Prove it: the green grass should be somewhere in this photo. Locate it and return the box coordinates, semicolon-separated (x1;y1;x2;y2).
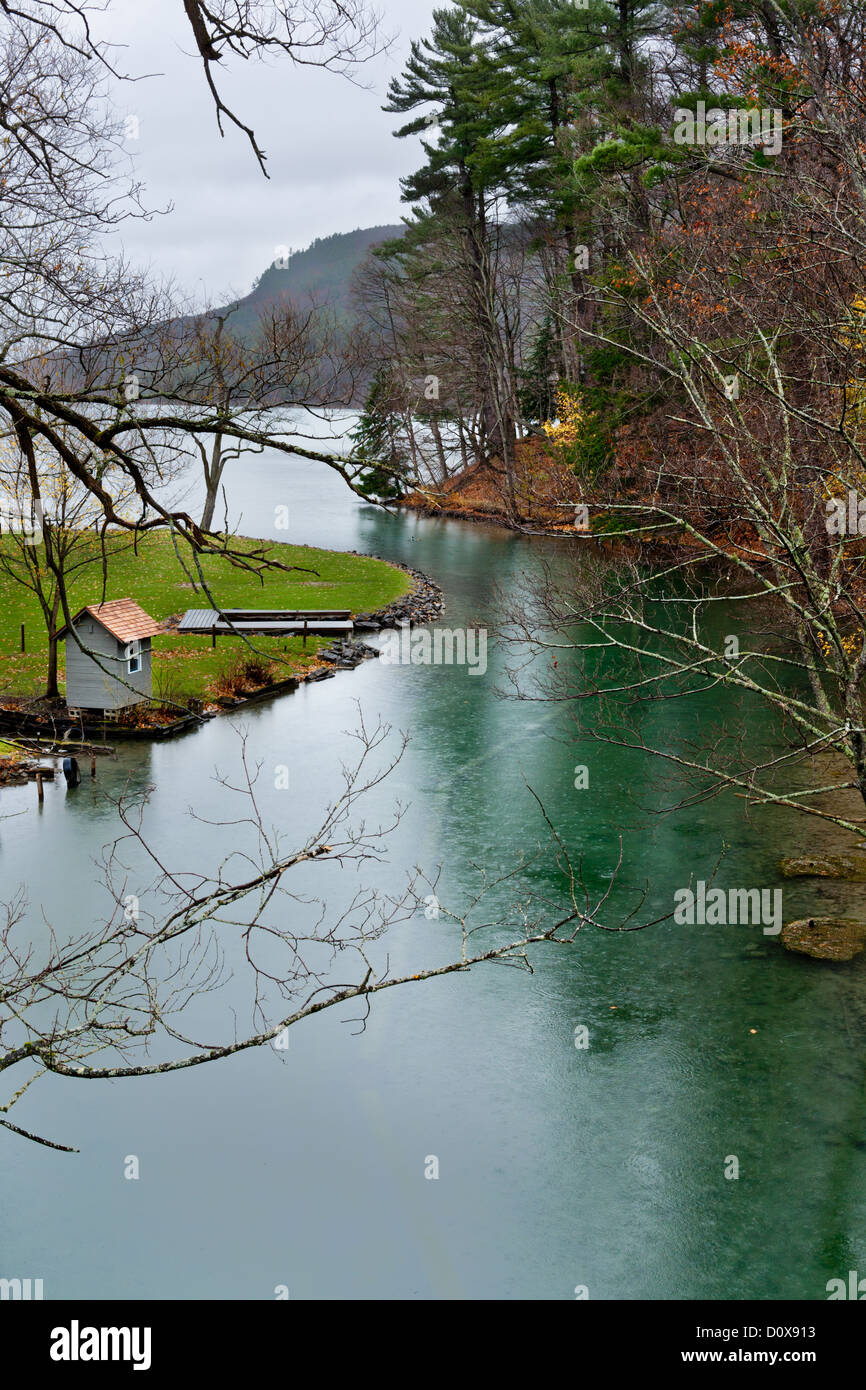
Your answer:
0;532;411;702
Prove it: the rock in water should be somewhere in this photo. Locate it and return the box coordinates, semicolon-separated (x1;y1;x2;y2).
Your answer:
779;854;866;881
781;917;866;961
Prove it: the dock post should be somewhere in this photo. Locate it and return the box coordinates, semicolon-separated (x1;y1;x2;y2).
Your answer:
35;772;44;803
303;620;308;649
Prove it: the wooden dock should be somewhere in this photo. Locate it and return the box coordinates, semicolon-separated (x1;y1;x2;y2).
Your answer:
177;608;354;638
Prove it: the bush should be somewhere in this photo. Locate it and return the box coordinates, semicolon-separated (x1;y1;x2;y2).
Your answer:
210;652;276;699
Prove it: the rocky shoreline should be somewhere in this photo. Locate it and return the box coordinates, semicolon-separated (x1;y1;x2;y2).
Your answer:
0;754;56;788
0;560;445;764
256;557;444;685
256;558;444;685
351;554;445;632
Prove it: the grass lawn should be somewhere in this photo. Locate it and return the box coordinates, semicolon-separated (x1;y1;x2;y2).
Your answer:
0;532;411;703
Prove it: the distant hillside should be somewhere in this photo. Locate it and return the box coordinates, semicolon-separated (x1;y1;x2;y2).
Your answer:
223;225;404;335
37;227;404;406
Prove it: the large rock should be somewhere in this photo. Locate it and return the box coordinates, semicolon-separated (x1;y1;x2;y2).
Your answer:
781;917;866;960
779;854;866;881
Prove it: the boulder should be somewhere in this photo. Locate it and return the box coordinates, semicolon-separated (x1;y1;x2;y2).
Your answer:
779;854;866;881
781;917;866;961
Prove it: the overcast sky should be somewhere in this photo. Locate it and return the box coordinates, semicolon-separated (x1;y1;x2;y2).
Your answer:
103;0;437;305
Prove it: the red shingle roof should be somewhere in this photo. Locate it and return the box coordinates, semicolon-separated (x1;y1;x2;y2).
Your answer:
57;599;163;643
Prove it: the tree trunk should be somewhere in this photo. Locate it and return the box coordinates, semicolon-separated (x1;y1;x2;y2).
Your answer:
429;417;448;484
457;413;470;472
459;178;518;500
45;593;61;700
201;435;225;531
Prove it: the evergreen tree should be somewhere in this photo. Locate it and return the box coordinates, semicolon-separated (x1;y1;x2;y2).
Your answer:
350;367;410;500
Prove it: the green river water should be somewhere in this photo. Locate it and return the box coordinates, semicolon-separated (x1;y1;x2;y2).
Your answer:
2;444;866;1300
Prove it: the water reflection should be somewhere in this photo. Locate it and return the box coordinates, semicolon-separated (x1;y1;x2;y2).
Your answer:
1;443;865;1300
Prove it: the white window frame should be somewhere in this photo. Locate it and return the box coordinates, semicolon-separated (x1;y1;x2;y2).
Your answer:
125;639;141;675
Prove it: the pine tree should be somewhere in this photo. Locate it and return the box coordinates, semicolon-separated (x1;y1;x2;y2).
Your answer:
350;367;410;501
383;8;523;514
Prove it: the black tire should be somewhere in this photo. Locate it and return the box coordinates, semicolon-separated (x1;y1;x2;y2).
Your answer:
62;756;81;787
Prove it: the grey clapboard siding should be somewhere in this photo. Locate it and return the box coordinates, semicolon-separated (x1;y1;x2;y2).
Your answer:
64;619;152;710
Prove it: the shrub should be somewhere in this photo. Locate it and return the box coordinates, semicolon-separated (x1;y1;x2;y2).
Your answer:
210;652;276;699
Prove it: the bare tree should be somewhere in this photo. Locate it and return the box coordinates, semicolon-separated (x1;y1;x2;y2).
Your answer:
352;209;540;505
167;295;363;530
0;429;137;698
0;717;666;1151
0;12;393;681
0;0;387;175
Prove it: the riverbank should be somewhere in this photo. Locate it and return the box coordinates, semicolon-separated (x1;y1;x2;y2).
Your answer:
7;445;866;1302
399;441;663;539
0;545;444;763
0;531;414;704
400;447;582;532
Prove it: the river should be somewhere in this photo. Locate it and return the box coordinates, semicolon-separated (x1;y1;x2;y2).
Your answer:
2;434;866;1300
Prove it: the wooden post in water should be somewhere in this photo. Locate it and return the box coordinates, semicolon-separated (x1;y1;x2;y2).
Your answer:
90;754;96;779
35;772;43;803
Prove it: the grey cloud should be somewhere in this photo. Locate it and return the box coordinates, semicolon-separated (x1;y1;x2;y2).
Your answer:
102;0;436;300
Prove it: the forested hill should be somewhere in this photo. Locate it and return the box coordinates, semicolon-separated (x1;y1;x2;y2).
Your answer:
224;225;404;333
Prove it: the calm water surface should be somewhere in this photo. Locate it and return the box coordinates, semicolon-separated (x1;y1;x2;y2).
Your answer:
2;438;865;1300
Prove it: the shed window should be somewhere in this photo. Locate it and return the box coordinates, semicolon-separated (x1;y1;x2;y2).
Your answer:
125;640;141;674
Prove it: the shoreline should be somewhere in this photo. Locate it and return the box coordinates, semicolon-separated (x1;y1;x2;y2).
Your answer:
0;556;444;768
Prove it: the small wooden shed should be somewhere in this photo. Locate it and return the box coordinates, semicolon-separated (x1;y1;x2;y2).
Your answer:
57;599;162;714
